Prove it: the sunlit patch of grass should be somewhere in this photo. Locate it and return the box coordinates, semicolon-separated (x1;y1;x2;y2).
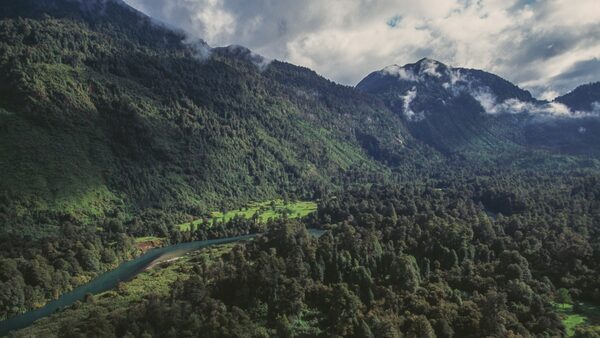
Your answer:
554;302;600;336
178;199;317;231
134;236;164;244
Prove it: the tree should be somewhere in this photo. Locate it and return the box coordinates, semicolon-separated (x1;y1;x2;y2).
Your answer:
556;288;572;308
480;291;508;336
326;284;363;337
408;315;436;338
393;255;421;293
385;202;398;225
275;315;293;338
355;320;374;338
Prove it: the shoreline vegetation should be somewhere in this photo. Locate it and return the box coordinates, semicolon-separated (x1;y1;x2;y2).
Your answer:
1;199;318;336
12;245;237;337
0;236;256;337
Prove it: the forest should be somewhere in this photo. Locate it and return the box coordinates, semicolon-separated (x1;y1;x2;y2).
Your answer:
1;1;600;337
7;166;600;337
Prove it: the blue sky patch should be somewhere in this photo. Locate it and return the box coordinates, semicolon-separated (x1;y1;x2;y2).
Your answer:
387;15;402;28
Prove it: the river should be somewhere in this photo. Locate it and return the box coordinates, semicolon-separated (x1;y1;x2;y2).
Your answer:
0;234;257;336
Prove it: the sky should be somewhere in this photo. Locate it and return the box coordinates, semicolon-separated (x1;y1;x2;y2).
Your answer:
123;0;600;100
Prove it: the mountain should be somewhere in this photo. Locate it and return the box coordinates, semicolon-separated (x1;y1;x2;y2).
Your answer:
555;82;600;112
0;0;416;237
524;82;600;154
2;2;600;335
357;58;600;156
356;58;534;154
1;0;598;236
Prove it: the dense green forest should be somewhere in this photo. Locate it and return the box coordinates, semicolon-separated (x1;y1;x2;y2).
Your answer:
1;0;600;337
0;0;418;319
0;0;421;235
13;172;600;337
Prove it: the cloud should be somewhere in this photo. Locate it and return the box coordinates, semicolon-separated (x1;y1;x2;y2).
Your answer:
400;87;423;121
381;59;449;83
387;15;403;28
387;61;600;120
218;45;273;71
420;59;443;78
382;65;418;82
123;0;600;97
472;88;600;119
187;39;212;60
541;58;600;97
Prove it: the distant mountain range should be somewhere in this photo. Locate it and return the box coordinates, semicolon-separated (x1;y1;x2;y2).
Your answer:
357;58;600;155
0;0;598;234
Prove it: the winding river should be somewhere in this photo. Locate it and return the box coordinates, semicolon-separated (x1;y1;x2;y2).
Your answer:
0;234;257;336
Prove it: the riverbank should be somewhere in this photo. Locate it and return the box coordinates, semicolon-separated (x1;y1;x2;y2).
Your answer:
11;244;236;337
0;235;256;337
1;229;326;336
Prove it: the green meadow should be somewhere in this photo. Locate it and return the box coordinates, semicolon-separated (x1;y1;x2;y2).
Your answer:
178;200;317;231
133;236;165;244
554;302;600;336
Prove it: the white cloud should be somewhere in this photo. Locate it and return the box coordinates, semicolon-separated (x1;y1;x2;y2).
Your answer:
472;89;599;118
379;59;450;84
401;87;423;121
382;65;418;82
123;0;600;97
420;59;443;78
187;39;212;60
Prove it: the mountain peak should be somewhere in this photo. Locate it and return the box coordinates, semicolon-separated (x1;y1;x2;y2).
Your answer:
377;58;450;83
357;58;537;128
555;82;600;112
415;57;445;66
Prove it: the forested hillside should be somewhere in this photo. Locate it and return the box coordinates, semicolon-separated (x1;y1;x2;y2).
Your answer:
1;0;600;336
0;0;423;320
0;0;416;236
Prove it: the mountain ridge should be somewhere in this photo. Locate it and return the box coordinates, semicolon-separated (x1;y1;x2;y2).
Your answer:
1;1;600;328
555;82;600;112
0;0;420;238
0;0;598;229
356;59;600;155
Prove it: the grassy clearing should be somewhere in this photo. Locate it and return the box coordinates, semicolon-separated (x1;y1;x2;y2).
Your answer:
134;236;164;243
14;244;235;337
178;199;317;231
133;199;316;251
554;302;600;336
134;236;165;252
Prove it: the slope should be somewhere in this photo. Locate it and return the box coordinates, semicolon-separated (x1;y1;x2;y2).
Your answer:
0;0;412;236
357;58;533;155
357;58;600;157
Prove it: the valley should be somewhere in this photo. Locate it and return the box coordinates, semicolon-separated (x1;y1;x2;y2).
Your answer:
0;0;599;337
